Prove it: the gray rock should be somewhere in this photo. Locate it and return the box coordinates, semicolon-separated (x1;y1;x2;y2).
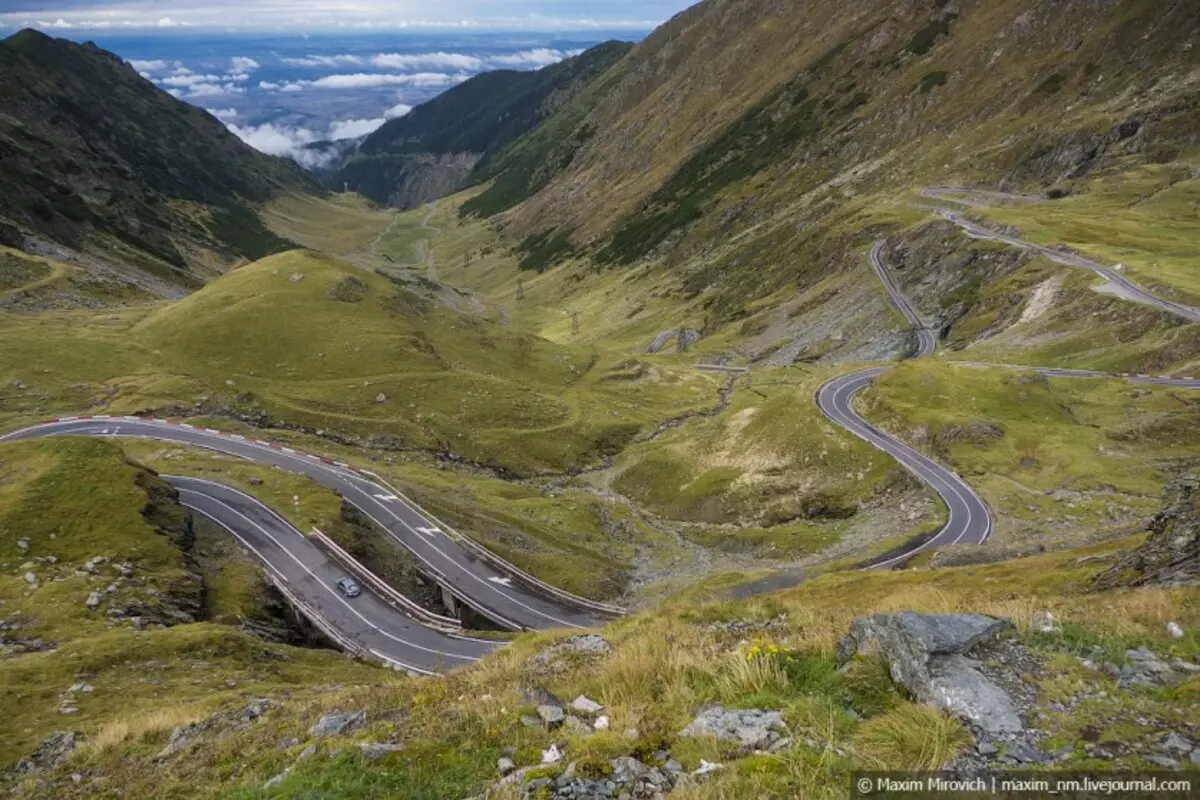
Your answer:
837;612;1022;736
277;737;301;750
23;572;37;586
1030;611;1058;633
519;714;543;728
927;655;1024;735
537;703;566;727
85;592;102;609
837;612;1013;668
296;745;317;761
664;759;683;774
18;731;82;773
1162;732;1192;753
977;742;998;757
609;756;648;784
1145;754;1179;769
680;707;786;751
570;695;604;716
358;742;405;760
526;634;612;676
309;710;366;740
1190;749;1200;765
16;539;29;553
263;770;290;789
563;715;592;736
497;756;515;775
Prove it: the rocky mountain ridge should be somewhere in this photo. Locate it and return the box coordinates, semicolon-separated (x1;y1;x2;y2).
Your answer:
0;29;317;297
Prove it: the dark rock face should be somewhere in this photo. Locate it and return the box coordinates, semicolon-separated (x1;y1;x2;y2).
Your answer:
1094;473;1199;589
0;29;314;290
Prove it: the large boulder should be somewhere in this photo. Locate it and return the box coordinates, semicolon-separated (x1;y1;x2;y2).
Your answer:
837;612;1022;736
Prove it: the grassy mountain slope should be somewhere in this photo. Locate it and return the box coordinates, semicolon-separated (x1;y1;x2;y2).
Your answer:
0;29;317;298
462;0;1197;305
331;41;632;210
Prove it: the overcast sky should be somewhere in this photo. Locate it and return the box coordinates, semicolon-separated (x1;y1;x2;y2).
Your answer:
1;1;695;31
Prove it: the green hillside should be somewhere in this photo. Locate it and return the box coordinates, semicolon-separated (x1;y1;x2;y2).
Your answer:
1;0;1198;797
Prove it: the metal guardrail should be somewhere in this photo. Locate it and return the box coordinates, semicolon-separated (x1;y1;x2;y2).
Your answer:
308;527;464;632
360;469;626;618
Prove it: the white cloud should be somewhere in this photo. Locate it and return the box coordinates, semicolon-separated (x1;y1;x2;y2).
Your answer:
156;17;179;28
129;59;169;72
230;56;261;72
385;103;413;119
369;52;484;70
205;107;239;123
490;48;582;67
308;72;466;89
228;122;325;166
328;117;386;140
160;73;225;87
281;54;365;68
183;83;245;97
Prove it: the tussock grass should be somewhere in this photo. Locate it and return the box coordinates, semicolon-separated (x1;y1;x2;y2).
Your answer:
855;703;971;770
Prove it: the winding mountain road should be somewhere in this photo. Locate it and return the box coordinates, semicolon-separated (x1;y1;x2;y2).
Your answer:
0;418;618;640
817;244;992;566
920;193;1200;324
174;475;497;674
818;234;1198;569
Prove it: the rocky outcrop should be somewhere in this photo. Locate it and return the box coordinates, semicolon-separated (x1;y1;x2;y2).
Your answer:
525;634;612;677
679;707;789;752
335;151;481;211
1094;473;1199;589
837;612;1022;735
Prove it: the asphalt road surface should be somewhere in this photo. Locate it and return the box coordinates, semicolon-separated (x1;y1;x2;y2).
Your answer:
816;240;1198;569
0;417;610;632
173;475;496;674
869;241;937;358
816;368;993;566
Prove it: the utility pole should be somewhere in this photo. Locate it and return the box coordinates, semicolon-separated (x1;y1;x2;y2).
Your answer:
516;277;525;300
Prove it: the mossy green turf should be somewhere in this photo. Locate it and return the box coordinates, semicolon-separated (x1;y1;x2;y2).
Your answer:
0;247;719;477
8;530;1195;798
862;360;1200;542
978;164;1200;304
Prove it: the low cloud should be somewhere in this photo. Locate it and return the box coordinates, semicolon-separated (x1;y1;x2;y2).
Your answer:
228;122;324;167
308;72;467;89
328;117;386;140
277;48;577;74
369;52;484;70
129;58;169;72
491;47;583;67
225;110;402;168
204;108;239;123
230;56;261;72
